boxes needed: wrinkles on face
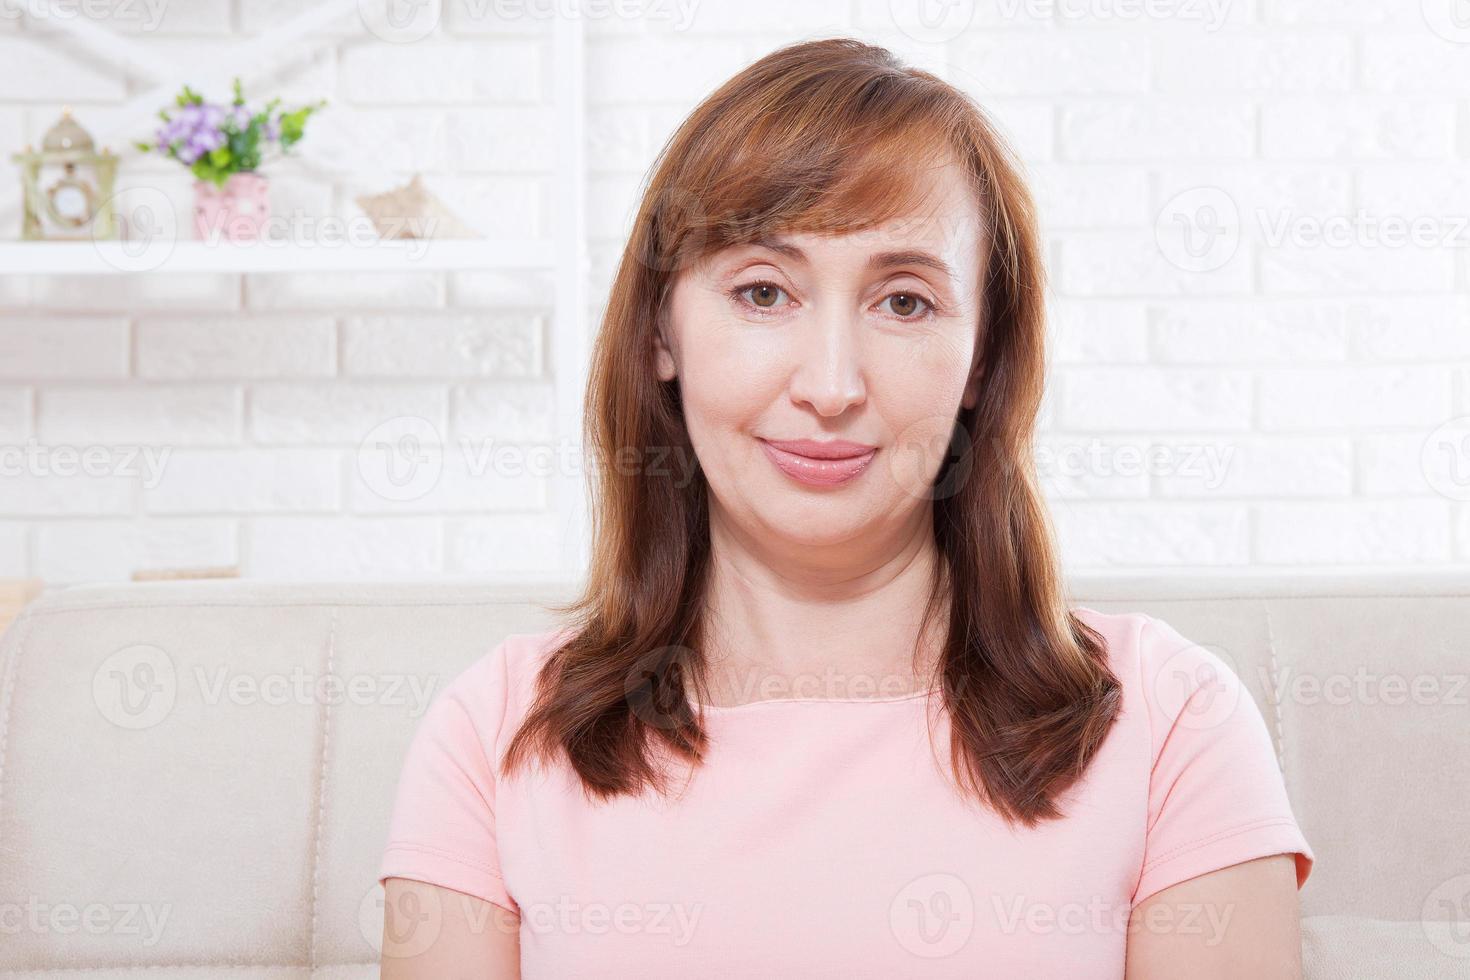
[655,156,985,556]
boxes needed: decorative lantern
[12,107,119,240]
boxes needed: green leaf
[230,121,262,172]
[133,139,154,153]
[208,146,232,168]
[277,103,319,148]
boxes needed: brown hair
[502,37,1122,827]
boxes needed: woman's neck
[698,505,948,705]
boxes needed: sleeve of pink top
[1131,614,1315,908]
[378,642,520,916]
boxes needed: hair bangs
[664,68,974,266]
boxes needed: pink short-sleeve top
[379,607,1314,978]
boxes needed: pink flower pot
[193,172,270,241]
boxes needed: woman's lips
[759,438,878,487]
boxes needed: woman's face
[656,158,985,549]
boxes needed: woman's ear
[961,331,986,410]
[653,317,677,381]
[961,367,982,411]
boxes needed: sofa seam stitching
[1262,601,1289,778]
[0,611,36,857]
[306,606,339,974]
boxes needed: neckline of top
[692,687,939,711]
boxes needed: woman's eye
[739,283,789,309]
[882,292,931,319]
[731,283,932,318]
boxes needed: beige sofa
[0,574,1466,977]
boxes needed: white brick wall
[1,0,1468,583]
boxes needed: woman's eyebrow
[864,249,956,283]
[743,239,956,283]
[746,236,808,263]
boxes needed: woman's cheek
[872,332,971,410]
[690,323,792,404]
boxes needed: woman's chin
[755,504,877,549]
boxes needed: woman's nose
[787,309,867,417]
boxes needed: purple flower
[149,82,316,172]
[153,99,235,164]
[175,104,206,128]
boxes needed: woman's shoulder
[1068,605,1157,681]
[1068,605,1251,732]
[1068,607,1312,901]
[430,624,578,732]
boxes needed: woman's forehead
[698,206,983,282]
[706,155,981,258]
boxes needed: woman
[379,37,1313,978]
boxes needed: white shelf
[5,2,590,577]
[0,238,557,276]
